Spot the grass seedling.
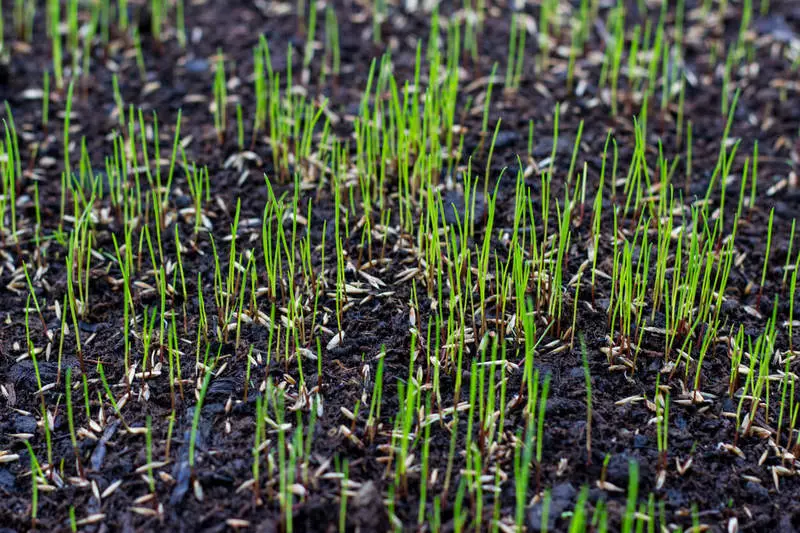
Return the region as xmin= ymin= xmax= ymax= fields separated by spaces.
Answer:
xmin=366 ymin=350 xmax=385 ymax=443
xmin=145 ymin=415 xmax=155 ymax=493
xmin=2 ymin=4 xmax=799 ymax=530
xmin=568 ymin=486 xmax=589 ymax=532
xmin=514 ymin=418 xmax=536 ymax=531
xmin=505 ymin=15 xmax=526 ymax=92
xmin=654 ymin=377 xmax=670 ymax=471
xmin=372 ymin=0 xmax=384 ymax=44
xmin=622 ymin=460 xmax=639 ymax=533
xmin=26 ymin=442 xmax=41 ymax=528
xmin=22 ymin=264 xmax=48 ymax=336
xmin=566 ymin=19 xmax=582 ymax=93
xmin=536 ymin=373 xmax=551 ymax=489
xmin=789 ymin=253 xmax=800 ymax=353
xmin=189 ymin=365 xmax=214 ymax=470
xmin=609 ymin=8 xmax=625 ymax=116
xmin=65 ymin=367 xmax=85 ymax=478
xmin=339 ymin=459 xmax=349 ymax=533
xmin=213 ymin=50 xmax=228 ymax=144
xmin=42 ymin=71 xmax=50 ymax=132
xmin=782 ymin=219 xmax=796 ymax=291
xmin=325 ymin=8 xmax=341 ymax=83
xmin=176 ymin=0 xmax=186 ymax=47
xmin=63 ymin=80 xmax=75 ymax=209
xmin=756 ymin=207 xmax=774 ymax=308
xmin=132 ymin=28 xmax=146 ymax=80
xmin=151 ymin=0 xmax=164 ymax=44
xmin=236 ymin=103 xmax=244 ymax=150
xmin=49 ymin=0 xmax=63 ymax=89
xmin=580 ymin=336 xmax=592 ymax=465
xmin=480 ymin=63 xmax=498 ymax=147
xmin=302 ymin=1 xmax=317 ymax=77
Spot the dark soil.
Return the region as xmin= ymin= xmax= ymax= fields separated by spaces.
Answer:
xmin=1 ymin=0 xmax=800 ymax=532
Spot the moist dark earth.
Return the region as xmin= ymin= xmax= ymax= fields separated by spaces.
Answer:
xmin=1 ymin=0 xmax=800 ymax=532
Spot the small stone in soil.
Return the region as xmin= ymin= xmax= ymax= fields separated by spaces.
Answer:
xmin=604 ymin=453 xmax=633 ymax=486
xmin=78 ymin=320 xmax=103 ymax=333
xmin=587 ymin=488 xmax=606 ymax=503
xmin=442 ymin=189 xmax=486 ymax=227
xmin=493 ymin=130 xmax=521 ymax=149
xmin=207 ymin=376 xmax=238 ymax=398
xmin=175 ymin=194 xmax=192 ymax=208
xmin=170 ymin=459 xmax=192 ymax=506
xmin=721 ymin=397 xmax=736 ymax=413
xmin=527 ymin=482 xmax=576 ymax=531
xmin=351 ymin=481 xmax=385 ymax=530
xmin=10 ymin=360 xmax=64 ymax=390
xmin=14 ymin=415 xmax=37 ymax=434
xmin=721 ymin=299 xmax=739 ymax=314
xmin=185 ymin=58 xmax=210 ymax=74
xmin=568 ymin=367 xmax=585 ymax=380
xmin=754 ymin=15 xmax=796 ymax=43
xmin=532 ymin=136 xmax=575 ymax=158
xmin=0 ymin=468 xmax=16 ymax=492
xmin=666 ymin=488 xmax=687 ymax=507
xmin=170 ymin=403 xmax=222 ymax=505
xmin=199 ymin=470 xmax=234 ymax=486
xmin=91 ymin=421 xmax=120 ymax=471
xmin=744 ymin=481 xmax=770 ymax=503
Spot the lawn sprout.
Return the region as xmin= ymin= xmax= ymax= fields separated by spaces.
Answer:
xmin=1 ymin=1 xmax=800 ymax=530
xmin=324 ymin=7 xmax=340 ymax=82
xmin=212 ymin=50 xmax=227 ymax=145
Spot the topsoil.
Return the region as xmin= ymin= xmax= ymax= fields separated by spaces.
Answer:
xmin=1 ymin=0 xmax=800 ymax=532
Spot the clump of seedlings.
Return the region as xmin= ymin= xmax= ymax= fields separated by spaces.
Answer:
xmin=0 ymin=0 xmax=799 ymax=531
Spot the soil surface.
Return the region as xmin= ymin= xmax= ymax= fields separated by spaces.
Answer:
xmin=1 ymin=0 xmax=800 ymax=532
